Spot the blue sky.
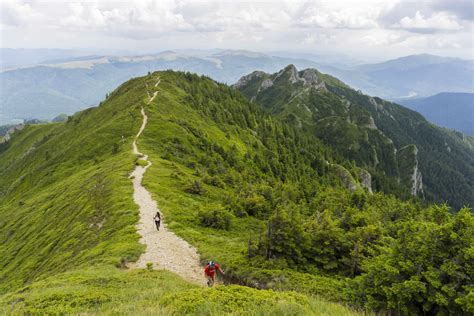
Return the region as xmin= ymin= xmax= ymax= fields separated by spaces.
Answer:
xmin=1 ymin=0 xmax=473 ymax=60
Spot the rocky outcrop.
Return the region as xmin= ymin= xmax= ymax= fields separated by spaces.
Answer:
xmin=234 ymin=65 xmax=327 ymax=94
xmin=274 ymin=65 xmax=327 ymax=90
xmin=411 ymin=161 xmax=423 ymax=196
xmin=286 ymin=65 xmax=299 ymax=83
xmin=368 ymin=97 xmax=383 ymax=111
xmin=357 ymin=168 xmax=373 ymax=193
xmin=397 ymin=144 xmax=424 ymax=197
xmin=363 ymin=116 xmax=377 ymax=130
xmin=233 ymin=71 xmax=267 ymax=89
xmin=409 ymin=146 xmax=423 ymax=196
xmin=255 ymin=78 xmax=274 ymax=94
xmin=260 ymin=78 xmax=273 ymax=89
xmin=0 ymin=124 xmax=24 ymax=144
xmin=301 ymin=69 xmax=319 ymax=85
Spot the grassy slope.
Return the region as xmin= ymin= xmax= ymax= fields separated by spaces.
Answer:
xmin=141 ymin=75 xmax=254 ymax=263
xmin=0 ymin=266 xmax=363 ymax=315
xmin=0 ymin=76 xmax=148 ymax=293
xmin=138 ymin=72 xmax=356 ymax=300
xmin=0 ymin=72 xmax=362 ymax=314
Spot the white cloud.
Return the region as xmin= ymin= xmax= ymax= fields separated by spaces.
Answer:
xmin=297 ymin=0 xmax=396 ymax=29
xmin=396 ymin=11 xmax=463 ymax=31
xmin=57 ymin=0 xmax=193 ymax=36
xmin=302 ymin=33 xmax=334 ymax=45
xmin=0 ymin=0 xmax=42 ymax=26
xmin=0 ymin=0 xmax=472 ymax=60
xmin=362 ymin=31 xmax=401 ymax=46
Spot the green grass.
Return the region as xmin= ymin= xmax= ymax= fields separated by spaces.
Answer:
xmin=0 ymin=77 xmax=148 ymax=293
xmin=136 ymin=72 xmax=355 ymax=303
xmin=0 ymin=266 xmax=364 ymax=315
xmin=0 ymin=71 xmax=377 ymax=314
xmin=139 ymin=76 xmax=262 ymax=263
xmin=139 ymin=76 xmax=274 ymax=268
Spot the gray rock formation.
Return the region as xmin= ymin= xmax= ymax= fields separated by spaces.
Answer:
xmin=357 ymin=168 xmax=373 ymax=193
xmin=410 ymin=146 xmax=424 ymax=196
xmin=397 ymin=144 xmax=424 ymax=197
xmin=0 ymin=124 xmax=24 ymax=143
xmin=233 ymin=71 xmax=266 ymax=89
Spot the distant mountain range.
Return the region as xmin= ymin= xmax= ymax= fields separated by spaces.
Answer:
xmin=1 ymin=49 xmax=472 ymax=127
xmin=400 ymin=92 xmax=474 ymax=136
xmin=0 ymin=50 xmax=323 ymax=125
xmin=0 ymin=48 xmax=132 ymax=69
xmin=325 ymin=54 xmax=474 ymax=100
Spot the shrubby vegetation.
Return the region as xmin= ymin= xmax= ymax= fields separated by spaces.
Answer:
xmin=198 ymin=205 xmax=233 ymax=230
xmin=1 ymin=70 xmax=472 ymax=314
xmin=237 ymin=66 xmax=474 ymax=209
xmin=0 ymin=266 xmax=362 ymax=315
xmin=0 ymin=77 xmax=146 ymax=293
xmin=349 ymin=206 xmax=473 ymax=314
xmin=140 ymin=71 xmax=473 ymax=314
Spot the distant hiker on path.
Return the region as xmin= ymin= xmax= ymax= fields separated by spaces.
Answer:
xmin=153 ymin=212 xmax=161 ymax=231
xmin=204 ymin=261 xmax=225 ymax=287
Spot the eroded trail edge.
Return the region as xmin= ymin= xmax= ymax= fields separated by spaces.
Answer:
xmin=130 ymin=77 xmax=205 ymax=285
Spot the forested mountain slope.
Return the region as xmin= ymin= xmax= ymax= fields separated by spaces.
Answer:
xmin=235 ymin=65 xmax=474 ymax=209
xmin=0 ymin=71 xmax=363 ymax=314
xmin=0 ymin=71 xmax=472 ymax=315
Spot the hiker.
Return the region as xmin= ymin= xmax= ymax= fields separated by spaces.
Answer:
xmin=153 ymin=212 xmax=161 ymax=231
xmin=204 ymin=260 xmax=225 ymax=287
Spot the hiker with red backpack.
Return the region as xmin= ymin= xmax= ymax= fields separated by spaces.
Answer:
xmin=204 ymin=261 xmax=225 ymax=287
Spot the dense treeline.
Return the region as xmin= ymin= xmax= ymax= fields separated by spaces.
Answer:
xmin=3 ymin=70 xmax=470 ymax=314
xmin=153 ymin=71 xmax=473 ymax=314
xmin=334 ymin=90 xmax=474 ymax=210
xmin=164 ymin=71 xmax=340 ymax=187
xmin=254 ymin=194 xmax=472 ymax=314
xmin=236 ymin=66 xmax=474 ymax=209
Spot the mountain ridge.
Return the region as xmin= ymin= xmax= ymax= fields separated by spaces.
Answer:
xmin=235 ymin=65 xmax=474 ymax=208
xmin=2 ymin=50 xmax=472 ymax=125
xmin=1 ymin=70 xmax=472 ymax=314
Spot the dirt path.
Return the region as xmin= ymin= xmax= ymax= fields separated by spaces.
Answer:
xmin=130 ymin=77 xmax=205 ymax=285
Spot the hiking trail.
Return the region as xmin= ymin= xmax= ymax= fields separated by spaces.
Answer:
xmin=129 ymin=76 xmax=205 ymax=285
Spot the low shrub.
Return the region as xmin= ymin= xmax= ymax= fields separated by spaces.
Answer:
xmin=24 ymin=292 xmax=112 ymax=314
xmin=198 ymin=206 xmax=234 ymax=230
xmin=185 ymin=180 xmax=206 ymax=195
xmin=160 ymin=285 xmax=310 ymax=314
xmin=203 ymin=175 xmax=225 ymax=188
xmin=224 ymin=258 xmax=347 ymax=302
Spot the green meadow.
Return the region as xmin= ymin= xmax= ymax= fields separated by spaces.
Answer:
xmin=0 ymin=71 xmax=471 ymax=315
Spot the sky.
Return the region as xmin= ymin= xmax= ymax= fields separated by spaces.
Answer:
xmin=1 ymin=0 xmax=473 ymax=61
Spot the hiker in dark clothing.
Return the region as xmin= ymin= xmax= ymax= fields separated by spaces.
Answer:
xmin=153 ymin=212 xmax=161 ymax=231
